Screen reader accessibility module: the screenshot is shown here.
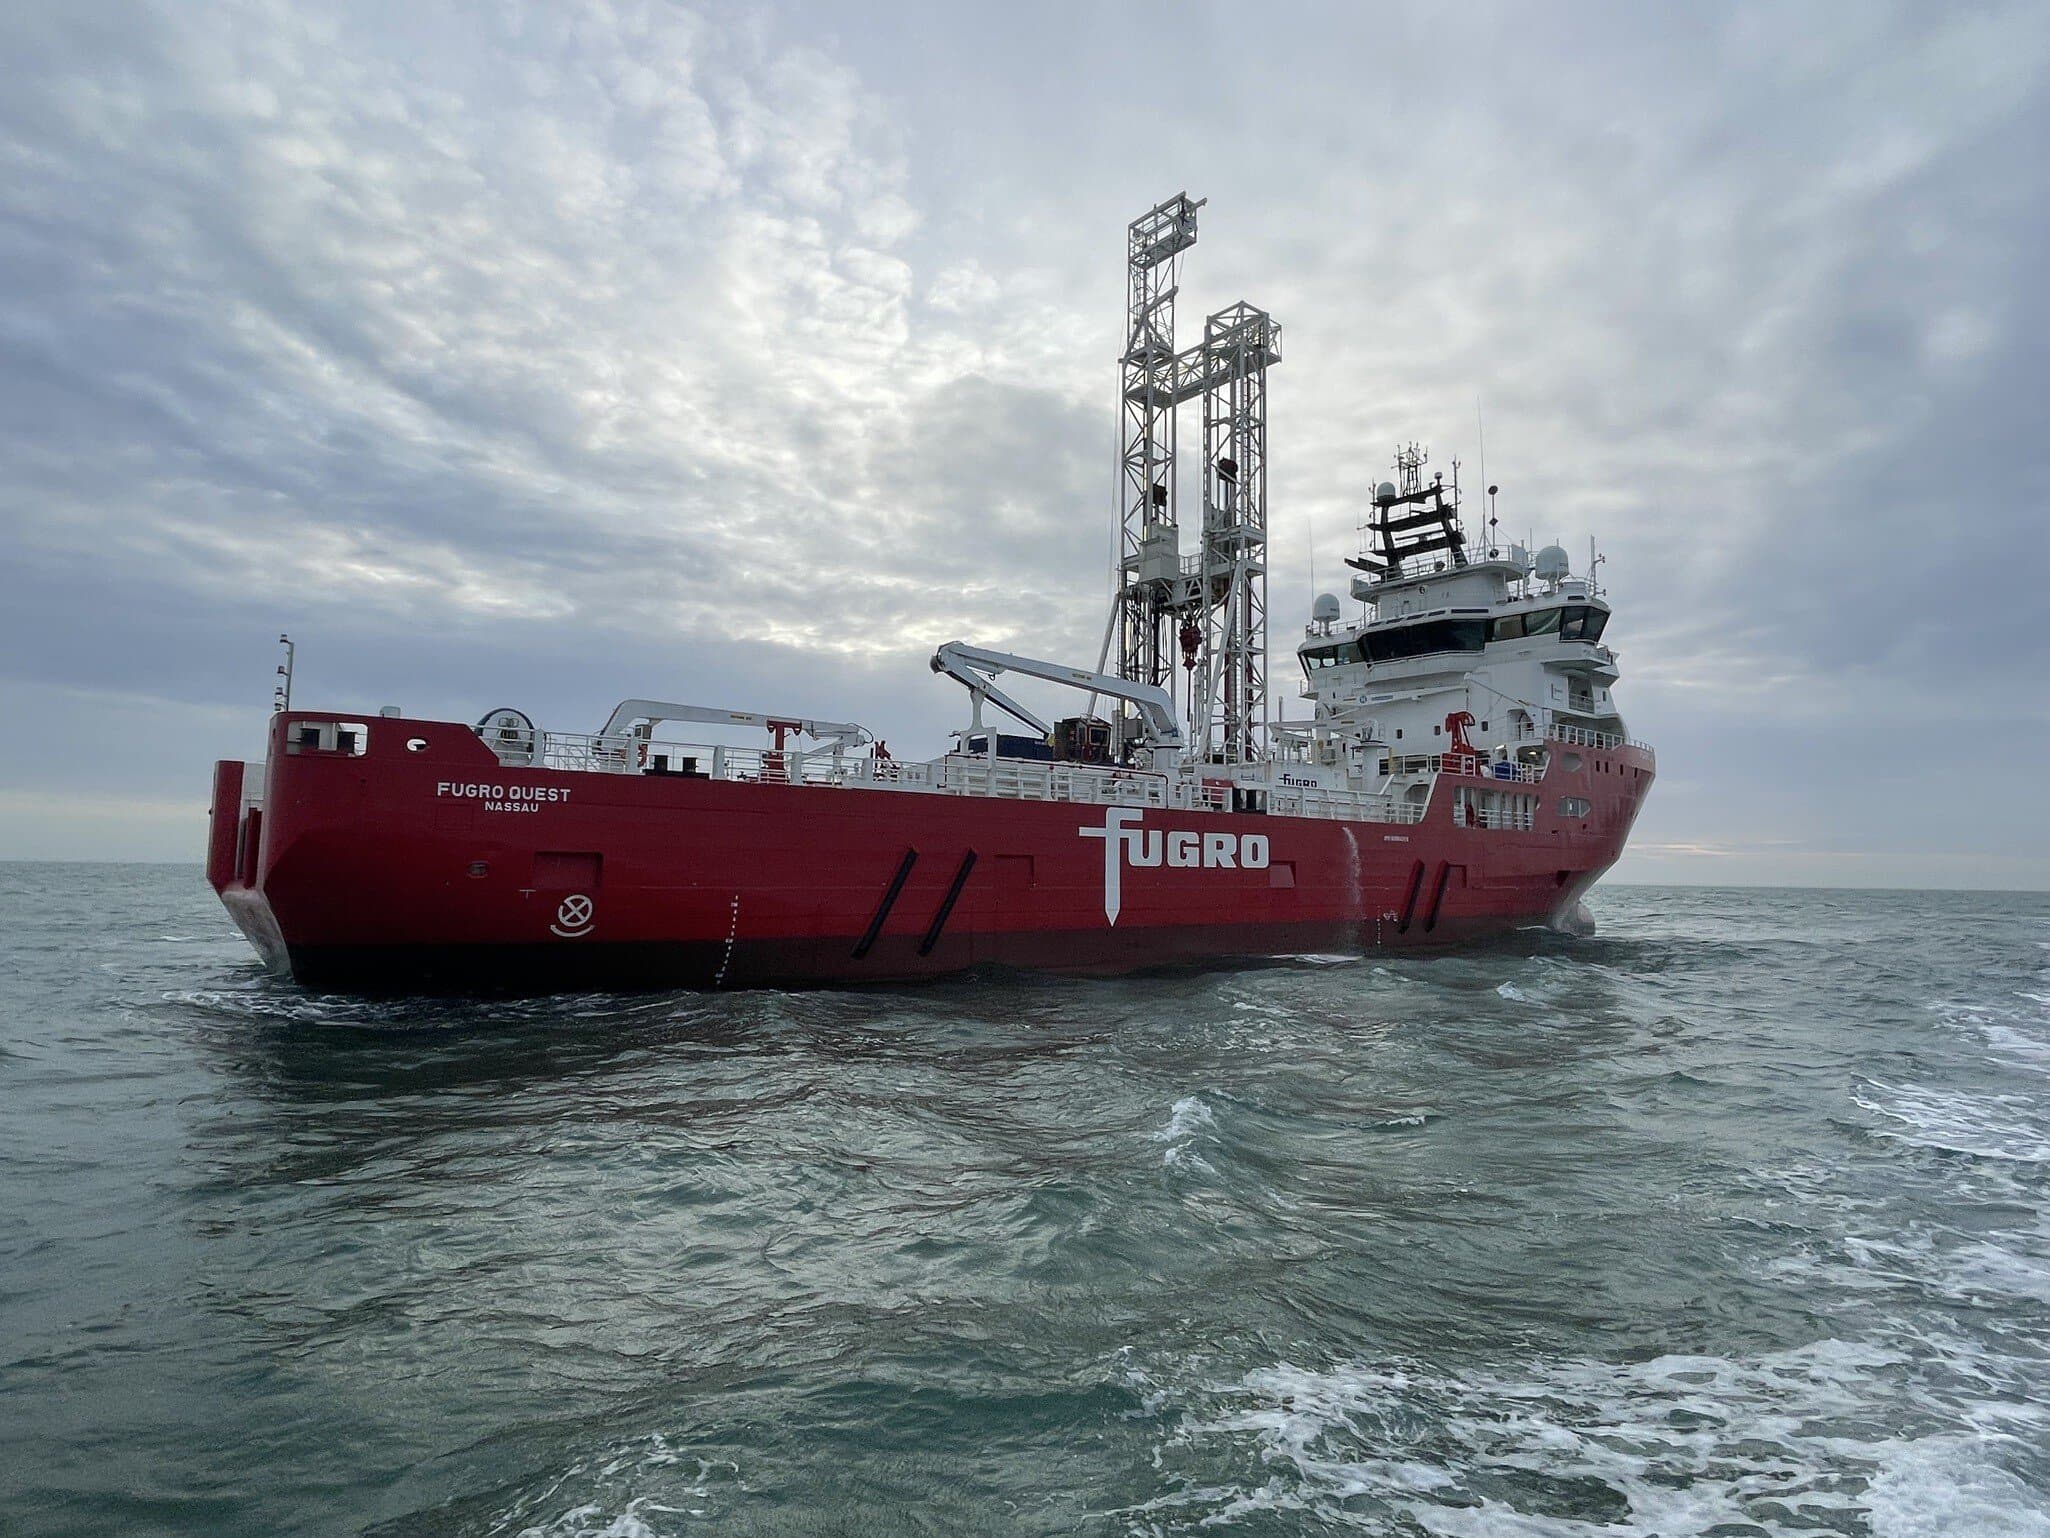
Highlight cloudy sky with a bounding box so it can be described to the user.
[1,0,2044,887]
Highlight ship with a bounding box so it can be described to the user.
[207,194,1653,993]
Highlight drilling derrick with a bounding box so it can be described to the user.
[1115,193,1203,698]
[1190,302,1282,764]
[1106,195,1280,765]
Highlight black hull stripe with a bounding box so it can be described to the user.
[918,850,977,957]
[1396,858,1427,934]
[1423,861,1454,933]
[851,847,919,960]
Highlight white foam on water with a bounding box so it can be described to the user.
[1495,982,1535,1002]
[497,1439,728,1538]
[1853,1080,2050,1165]
[1865,1439,2050,1538]
[1548,900,1596,938]
[1939,1234,2050,1303]
[515,1500,681,1538]
[1929,994,2050,1072]
[1152,1094,1218,1170]
[1132,1338,2050,1536]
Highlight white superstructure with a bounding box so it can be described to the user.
[1270,444,1642,816]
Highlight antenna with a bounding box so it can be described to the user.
[1475,395,1487,533]
[1308,501,1317,610]
[272,633,295,714]
[1363,444,1466,576]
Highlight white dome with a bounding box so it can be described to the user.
[1376,481,1399,503]
[1534,544,1571,582]
[1311,593,1341,623]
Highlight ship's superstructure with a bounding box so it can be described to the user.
[1277,444,1631,824]
[207,196,1653,992]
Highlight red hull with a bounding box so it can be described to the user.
[208,714,1652,993]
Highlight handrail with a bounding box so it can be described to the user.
[1385,751,1542,783]
[1537,722,1654,756]
[1271,785,1426,824]
[1454,805,1537,831]
[478,730,1438,827]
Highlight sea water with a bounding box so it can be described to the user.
[2,866,2046,1535]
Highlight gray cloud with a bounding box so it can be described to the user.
[0,0,2044,885]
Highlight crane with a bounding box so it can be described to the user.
[597,700,871,753]
[929,642,1185,773]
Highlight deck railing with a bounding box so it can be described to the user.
[489,731,1446,826]
[1271,784,1427,824]
[474,720,1659,828]
[1385,751,1543,784]
[1454,805,1537,831]
[1535,722,1655,756]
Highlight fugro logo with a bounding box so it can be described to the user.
[1077,808,1269,925]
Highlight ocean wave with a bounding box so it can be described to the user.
[157,983,704,1034]
[1130,1340,2050,1536]
[511,1500,677,1538]
[1853,1080,2050,1165]
[492,1439,733,1538]
[1769,1225,2050,1313]
[1152,1094,1219,1169]
[1865,1438,2050,1538]
[1929,994,2050,1072]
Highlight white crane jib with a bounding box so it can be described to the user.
[929,642,1185,774]
[598,700,872,753]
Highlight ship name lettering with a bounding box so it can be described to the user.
[434,781,572,807]
[1077,809,1269,926]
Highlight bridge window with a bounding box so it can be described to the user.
[1360,617,1486,664]
[1488,607,1564,640]
[1488,605,1608,643]
[1300,642,1353,676]
[1560,605,1610,642]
